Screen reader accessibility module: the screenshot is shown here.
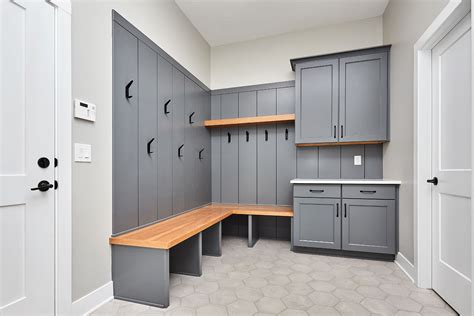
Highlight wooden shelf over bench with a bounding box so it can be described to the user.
[109,204,293,249]
[204,114,295,128]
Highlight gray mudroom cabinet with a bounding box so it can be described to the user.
[292,181,398,256]
[112,12,211,235]
[292,46,390,145]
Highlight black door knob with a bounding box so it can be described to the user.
[427,177,438,185]
[37,157,50,168]
[31,180,53,192]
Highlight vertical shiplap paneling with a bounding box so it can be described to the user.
[318,147,341,179]
[211,95,221,202]
[296,147,318,179]
[221,93,239,203]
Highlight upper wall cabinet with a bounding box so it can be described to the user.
[292,46,390,145]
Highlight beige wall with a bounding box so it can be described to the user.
[210,16,383,90]
[383,0,449,264]
[71,0,210,300]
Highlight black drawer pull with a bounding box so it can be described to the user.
[344,203,347,218]
[147,138,155,155]
[246,131,249,142]
[125,80,133,99]
[178,144,184,158]
[334,125,337,138]
[360,190,377,194]
[164,99,171,114]
[285,128,289,140]
[227,132,231,143]
[265,130,268,141]
[189,112,195,124]
[309,189,324,193]
[336,203,339,218]
[199,148,204,160]
[341,125,344,138]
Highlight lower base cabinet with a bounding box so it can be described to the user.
[293,184,397,255]
[293,198,341,249]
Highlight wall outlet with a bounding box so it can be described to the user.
[75,143,92,162]
[354,155,362,166]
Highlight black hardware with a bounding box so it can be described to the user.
[285,129,289,140]
[164,99,171,114]
[147,138,155,155]
[360,190,376,194]
[178,144,184,158]
[199,148,204,160]
[54,158,58,167]
[427,177,438,185]
[227,132,231,143]
[125,80,133,99]
[265,130,268,141]
[54,180,59,190]
[336,203,339,218]
[309,189,324,193]
[31,180,53,192]
[341,125,344,138]
[37,157,50,169]
[246,131,249,142]
[189,112,195,124]
[334,125,337,138]
[344,203,347,218]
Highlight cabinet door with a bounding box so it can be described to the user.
[138,41,158,226]
[157,56,173,220]
[295,59,338,144]
[293,198,341,249]
[172,68,185,215]
[184,77,197,210]
[113,22,138,234]
[339,52,388,142]
[342,199,395,254]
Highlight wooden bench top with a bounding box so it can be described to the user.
[109,204,293,249]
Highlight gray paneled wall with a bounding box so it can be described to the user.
[211,82,383,207]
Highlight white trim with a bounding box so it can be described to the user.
[71,282,114,316]
[414,0,471,288]
[52,1,73,315]
[395,252,416,283]
[290,179,401,185]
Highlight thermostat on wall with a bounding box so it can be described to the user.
[74,99,96,122]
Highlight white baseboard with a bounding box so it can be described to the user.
[71,281,114,316]
[395,252,416,283]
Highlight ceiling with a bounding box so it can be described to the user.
[175,0,390,47]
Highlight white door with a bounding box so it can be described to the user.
[431,13,472,316]
[1,0,56,314]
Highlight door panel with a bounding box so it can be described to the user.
[113,22,138,233]
[157,56,173,220]
[341,199,395,254]
[339,52,388,142]
[293,198,341,249]
[172,68,185,215]
[432,14,471,315]
[1,1,55,314]
[138,41,158,226]
[295,59,338,144]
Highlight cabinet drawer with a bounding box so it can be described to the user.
[342,185,395,200]
[293,184,341,198]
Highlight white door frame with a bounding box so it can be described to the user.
[414,0,471,288]
[46,0,73,314]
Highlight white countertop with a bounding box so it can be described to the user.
[290,179,401,185]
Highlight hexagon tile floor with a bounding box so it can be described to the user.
[92,237,457,316]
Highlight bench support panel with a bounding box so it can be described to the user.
[202,222,222,256]
[248,215,260,247]
[112,245,170,308]
[170,232,202,276]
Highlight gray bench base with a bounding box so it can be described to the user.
[112,222,222,308]
[248,215,259,247]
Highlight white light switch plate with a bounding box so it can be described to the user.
[75,143,92,162]
[354,155,362,166]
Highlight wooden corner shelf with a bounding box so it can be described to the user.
[204,114,295,128]
[296,141,385,147]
